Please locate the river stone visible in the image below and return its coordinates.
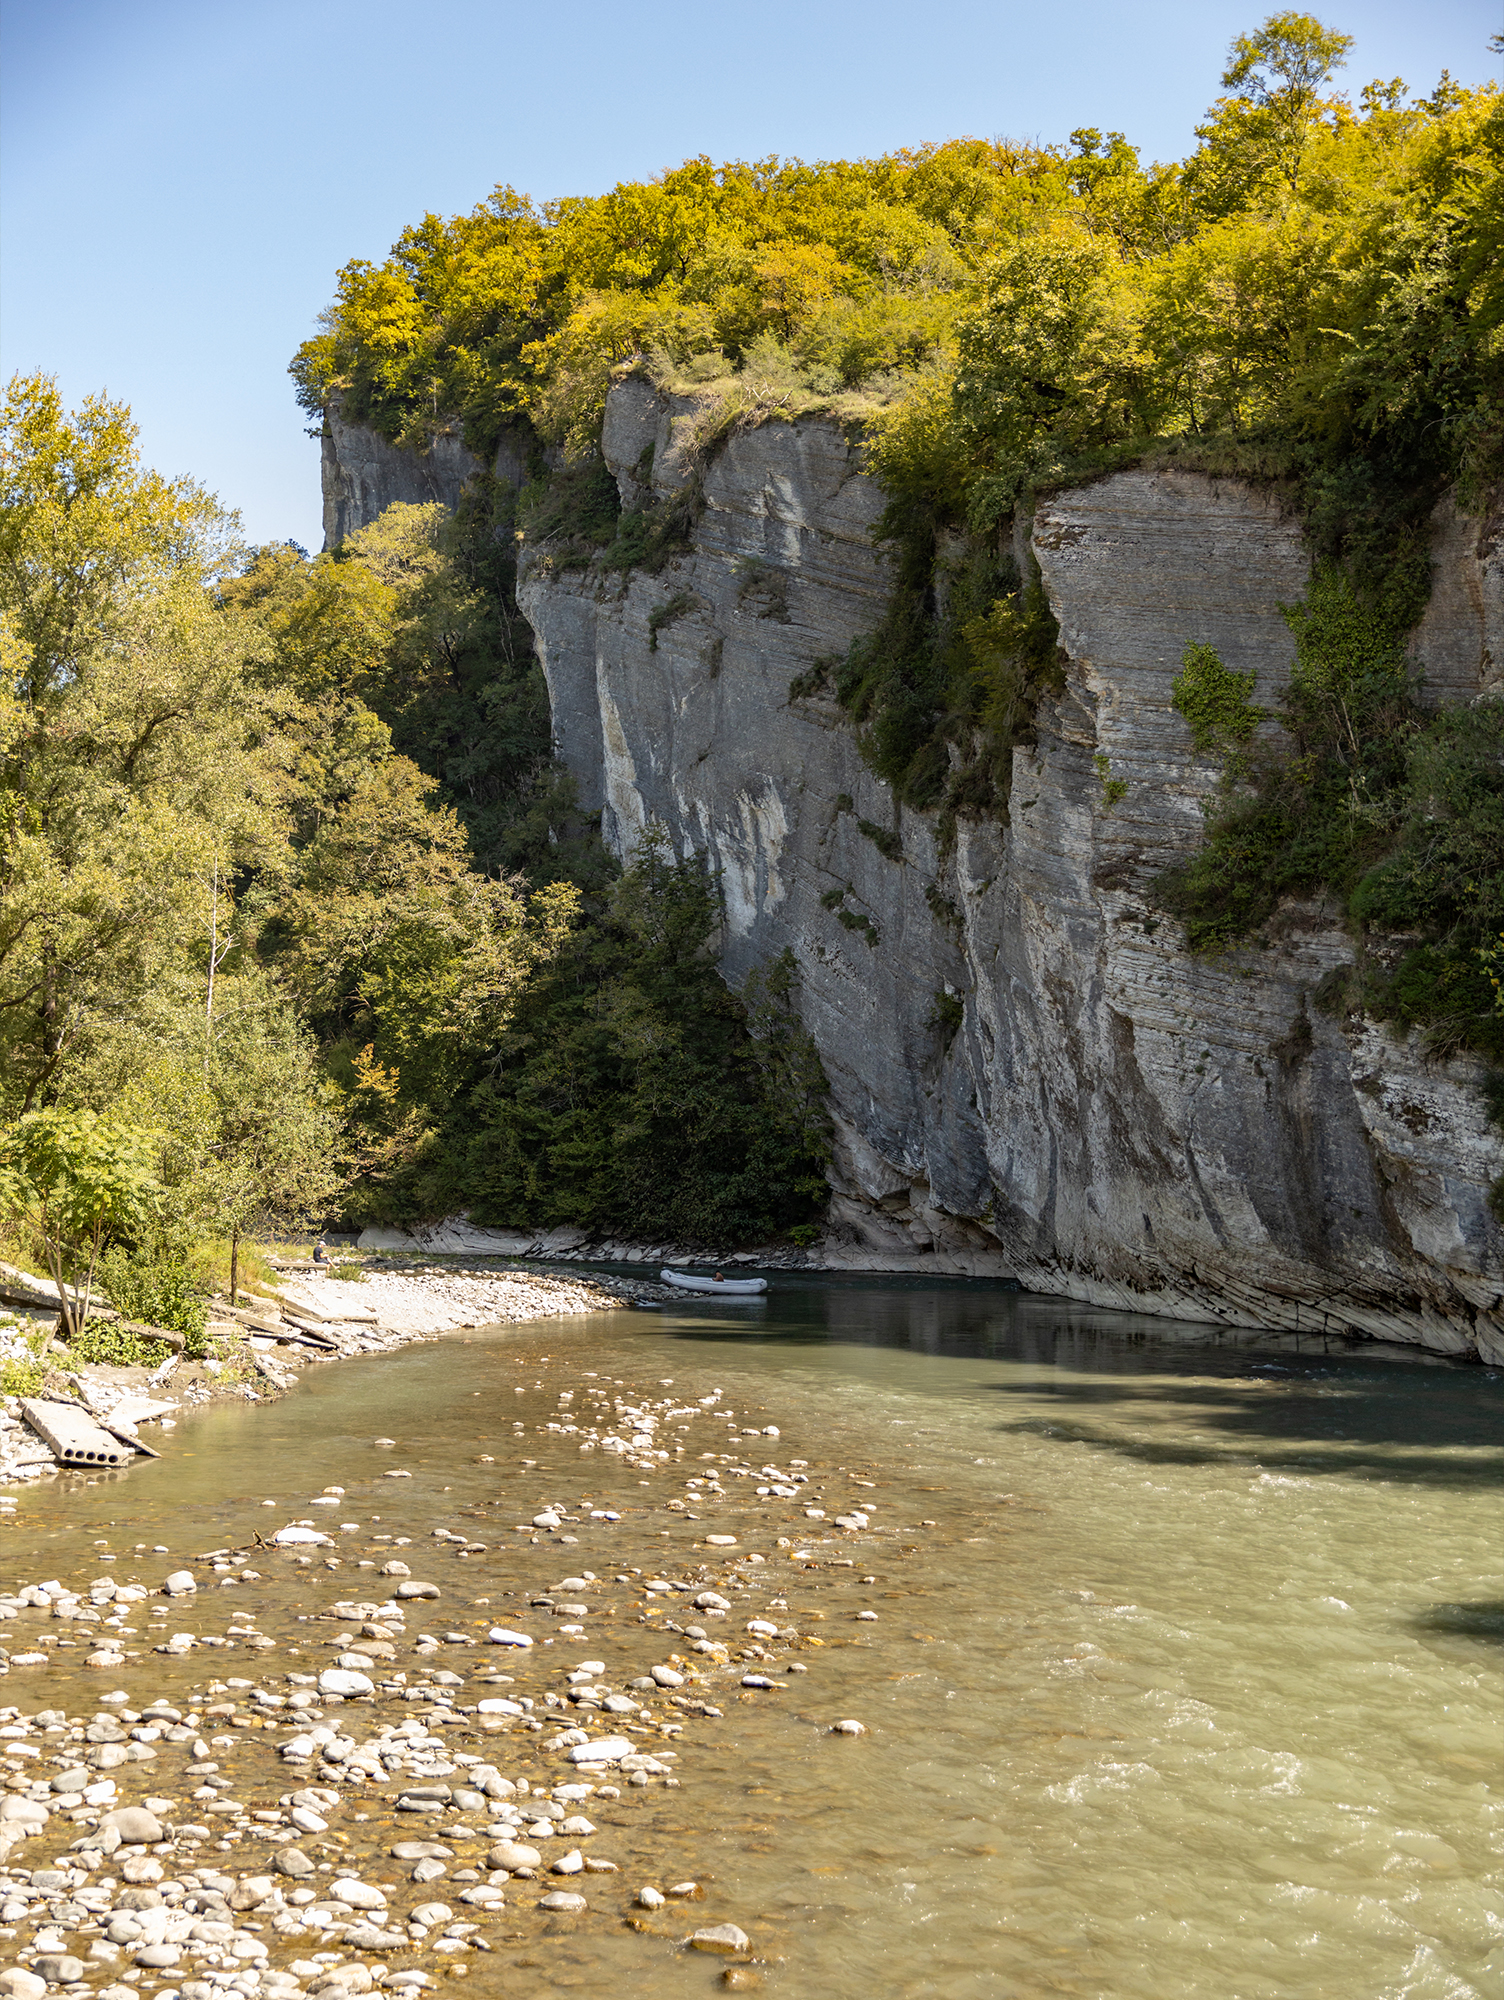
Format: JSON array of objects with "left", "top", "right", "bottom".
[
  {"left": 135, "top": 1944, "right": 182, "bottom": 1968},
  {"left": 391, "top": 1841, "right": 453, "bottom": 1861},
  {"left": 691, "top": 1925, "right": 750, "bottom": 1954},
  {"left": 477, "top": 1698, "right": 524, "bottom": 1716},
  {"left": 309, "top": 1968, "right": 372, "bottom": 1996},
  {"left": 273, "top": 1527, "right": 330, "bottom": 1547},
  {"left": 163, "top": 1570, "right": 197, "bottom": 1595},
  {"left": 566, "top": 1736, "right": 634, "bottom": 1765},
  {"left": 637, "top": 1886, "right": 665, "bottom": 1909},
  {"left": 488, "top": 1839, "right": 542, "bottom": 1871},
  {"left": 275, "top": 1846, "right": 315, "bottom": 1877},
  {"left": 395, "top": 1581, "right": 439, "bottom": 1599},
  {"left": 32, "top": 1957, "right": 84, "bottom": 1985},
  {"left": 650, "top": 1665, "right": 684, "bottom": 1687},
  {"left": 0, "top": 1800, "right": 47, "bottom": 1827},
  {"left": 831, "top": 1718, "right": 867, "bottom": 1735},
  {"left": 538, "top": 1890, "right": 586, "bottom": 1912},
  {"left": 550, "top": 1849, "right": 583, "bottom": 1875},
  {"left": 319, "top": 1668, "right": 373, "bottom": 1696},
  {"left": 694, "top": 1593, "right": 731, "bottom": 1611},
  {"left": 487, "top": 1628, "right": 532, "bottom": 1647},
  {"left": 229, "top": 1876, "right": 275, "bottom": 1909},
  {"left": 0, "top": 1971, "right": 46, "bottom": 2000},
  {"left": 103, "top": 1805, "right": 162, "bottom": 1842},
  {"left": 329, "top": 1877, "right": 386, "bottom": 1910},
  {"left": 411, "top": 1858, "right": 446, "bottom": 1884}
]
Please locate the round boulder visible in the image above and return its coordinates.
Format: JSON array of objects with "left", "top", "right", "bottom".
[
  {"left": 487, "top": 1840, "right": 541, "bottom": 1872},
  {"left": 319, "top": 1668, "right": 374, "bottom": 1697},
  {"left": 102, "top": 1805, "right": 163, "bottom": 1843},
  {"left": 32, "top": 1958, "right": 85, "bottom": 1986},
  {"left": 691, "top": 1925, "right": 751, "bottom": 1954},
  {"left": 329, "top": 1878, "right": 386, "bottom": 1911}
]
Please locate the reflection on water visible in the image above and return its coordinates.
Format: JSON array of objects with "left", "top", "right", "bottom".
[{"left": 8, "top": 1276, "right": 1503, "bottom": 1999}]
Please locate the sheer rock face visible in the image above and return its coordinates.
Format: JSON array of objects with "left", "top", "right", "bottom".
[
  {"left": 1408, "top": 492, "right": 1504, "bottom": 704},
  {"left": 333, "top": 381, "right": 1504, "bottom": 1360},
  {"left": 320, "top": 402, "right": 528, "bottom": 550}
]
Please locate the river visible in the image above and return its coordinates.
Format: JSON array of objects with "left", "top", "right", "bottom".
[{"left": 3, "top": 1276, "right": 1501, "bottom": 1999}]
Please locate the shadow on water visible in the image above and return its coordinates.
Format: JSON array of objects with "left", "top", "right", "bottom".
[
  {"left": 593, "top": 1266, "right": 1504, "bottom": 1491},
  {"left": 1411, "top": 1600, "right": 1504, "bottom": 1645}
]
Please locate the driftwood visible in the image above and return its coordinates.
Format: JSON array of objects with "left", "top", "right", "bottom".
[
  {"left": 114, "top": 1317, "right": 185, "bottom": 1353},
  {"left": 205, "top": 1296, "right": 337, "bottom": 1351}
]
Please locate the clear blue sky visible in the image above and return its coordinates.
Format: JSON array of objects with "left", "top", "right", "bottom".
[{"left": 2, "top": 0, "right": 1497, "bottom": 554}]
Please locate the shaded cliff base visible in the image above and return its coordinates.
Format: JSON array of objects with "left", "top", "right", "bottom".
[{"left": 356, "top": 1212, "right": 1504, "bottom": 1366}]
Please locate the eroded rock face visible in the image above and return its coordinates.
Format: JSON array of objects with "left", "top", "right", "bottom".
[
  {"left": 1408, "top": 492, "right": 1504, "bottom": 705},
  {"left": 512, "top": 385, "right": 1503, "bottom": 1361},
  {"left": 320, "top": 402, "right": 529, "bottom": 550}
]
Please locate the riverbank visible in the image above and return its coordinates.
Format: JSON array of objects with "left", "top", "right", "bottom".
[
  {"left": 0, "top": 1282, "right": 1497, "bottom": 1997},
  {"left": 0, "top": 1314, "right": 901, "bottom": 1998},
  {"left": 0, "top": 1267, "right": 670, "bottom": 1488}
]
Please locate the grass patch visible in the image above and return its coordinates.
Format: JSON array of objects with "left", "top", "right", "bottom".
[{"left": 648, "top": 590, "right": 697, "bottom": 652}]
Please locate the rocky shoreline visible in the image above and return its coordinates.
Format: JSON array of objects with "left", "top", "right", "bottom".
[
  {"left": 0, "top": 1317, "right": 909, "bottom": 1996},
  {"left": 0, "top": 1266, "right": 671, "bottom": 1489}
]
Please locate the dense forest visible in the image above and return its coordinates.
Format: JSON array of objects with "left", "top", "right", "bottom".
[{"left": 2, "top": 10, "right": 1501, "bottom": 1339}]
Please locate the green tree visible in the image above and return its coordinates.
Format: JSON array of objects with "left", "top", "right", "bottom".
[
  {"left": 0, "top": 376, "right": 278, "bottom": 1114},
  {"left": 194, "top": 994, "right": 347, "bottom": 1305},
  {"left": 1219, "top": 11, "right": 1354, "bottom": 190},
  {"left": 0, "top": 1109, "right": 162, "bottom": 1341},
  {"left": 415, "top": 835, "right": 830, "bottom": 1245}
]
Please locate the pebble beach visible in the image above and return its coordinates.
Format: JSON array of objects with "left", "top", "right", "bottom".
[{"left": 0, "top": 1267, "right": 906, "bottom": 1997}]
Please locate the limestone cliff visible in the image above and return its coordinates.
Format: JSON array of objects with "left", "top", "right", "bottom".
[
  {"left": 318, "top": 381, "right": 1503, "bottom": 1360},
  {"left": 508, "top": 381, "right": 1503, "bottom": 1363},
  {"left": 320, "top": 400, "right": 529, "bottom": 551}
]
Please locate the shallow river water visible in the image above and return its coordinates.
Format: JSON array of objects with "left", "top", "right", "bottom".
[{"left": 4, "top": 1277, "right": 1502, "bottom": 2000}]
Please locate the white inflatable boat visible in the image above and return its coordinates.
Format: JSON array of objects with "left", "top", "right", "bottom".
[{"left": 660, "top": 1267, "right": 768, "bottom": 1295}]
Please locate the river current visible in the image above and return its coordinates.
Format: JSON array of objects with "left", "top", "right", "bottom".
[{"left": 4, "top": 1276, "right": 1501, "bottom": 1999}]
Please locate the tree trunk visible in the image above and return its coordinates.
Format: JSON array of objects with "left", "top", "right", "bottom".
[{"left": 230, "top": 1225, "right": 240, "bottom": 1309}]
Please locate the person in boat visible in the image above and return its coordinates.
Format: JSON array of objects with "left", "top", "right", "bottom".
[{"left": 713, "top": 1271, "right": 724, "bottom": 1282}]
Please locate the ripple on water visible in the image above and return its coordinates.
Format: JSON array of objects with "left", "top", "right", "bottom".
[{"left": 0, "top": 1280, "right": 1498, "bottom": 1999}]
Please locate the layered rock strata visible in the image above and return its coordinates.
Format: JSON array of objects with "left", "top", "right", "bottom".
[
  {"left": 328, "top": 380, "right": 1504, "bottom": 1361},
  {"left": 320, "top": 401, "right": 528, "bottom": 551}
]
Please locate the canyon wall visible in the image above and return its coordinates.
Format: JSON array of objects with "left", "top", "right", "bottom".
[
  {"left": 328, "top": 383, "right": 1504, "bottom": 1361},
  {"left": 320, "top": 402, "right": 529, "bottom": 550}
]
